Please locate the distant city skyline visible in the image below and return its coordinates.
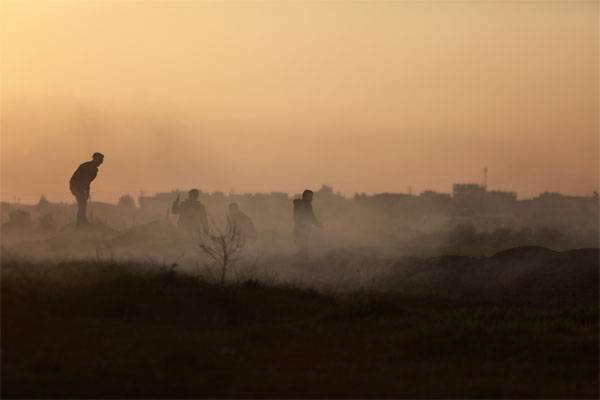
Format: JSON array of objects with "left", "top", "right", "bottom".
[{"left": 3, "top": 179, "right": 598, "bottom": 206}]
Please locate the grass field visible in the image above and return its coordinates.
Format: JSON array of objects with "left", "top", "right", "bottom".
[{"left": 2, "top": 257, "right": 598, "bottom": 398}]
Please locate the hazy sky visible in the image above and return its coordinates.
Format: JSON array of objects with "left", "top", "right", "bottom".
[{"left": 1, "top": 1, "right": 598, "bottom": 203}]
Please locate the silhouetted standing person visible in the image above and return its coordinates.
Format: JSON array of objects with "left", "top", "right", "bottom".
[
  {"left": 293, "top": 189, "right": 322, "bottom": 258},
  {"left": 70, "top": 152, "right": 104, "bottom": 226},
  {"left": 172, "top": 189, "right": 209, "bottom": 235},
  {"left": 227, "top": 203, "right": 256, "bottom": 243}
]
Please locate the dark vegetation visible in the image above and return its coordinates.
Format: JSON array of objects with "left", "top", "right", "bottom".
[
  {"left": 385, "top": 246, "right": 599, "bottom": 307},
  {"left": 2, "top": 252, "right": 598, "bottom": 398},
  {"left": 444, "top": 223, "right": 597, "bottom": 256}
]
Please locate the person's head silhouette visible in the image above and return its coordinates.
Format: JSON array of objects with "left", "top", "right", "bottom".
[
  {"left": 188, "top": 189, "right": 200, "bottom": 200},
  {"left": 302, "top": 189, "right": 314, "bottom": 202},
  {"left": 92, "top": 152, "right": 104, "bottom": 166}
]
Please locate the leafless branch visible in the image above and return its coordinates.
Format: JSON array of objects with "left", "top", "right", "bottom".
[{"left": 196, "top": 218, "right": 245, "bottom": 285}]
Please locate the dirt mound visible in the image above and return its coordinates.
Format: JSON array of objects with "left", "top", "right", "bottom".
[
  {"left": 491, "top": 245, "right": 558, "bottom": 261},
  {"left": 509, "top": 248, "right": 599, "bottom": 306},
  {"left": 7, "top": 222, "right": 121, "bottom": 259},
  {"left": 3, "top": 221, "right": 189, "bottom": 261},
  {"left": 385, "top": 247, "right": 599, "bottom": 306},
  {"left": 105, "top": 220, "right": 189, "bottom": 260},
  {"left": 110, "top": 220, "right": 180, "bottom": 247}
]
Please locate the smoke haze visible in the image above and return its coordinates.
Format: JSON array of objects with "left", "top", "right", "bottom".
[{"left": 1, "top": 1, "right": 598, "bottom": 203}]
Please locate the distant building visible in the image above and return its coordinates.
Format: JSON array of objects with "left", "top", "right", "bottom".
[
  {"left": 452, "top": 183, "right": 486, "bottom": 213},
  {"left": 452, "top": 183, "right": 486, "bottom": 199},
  {"left": 486, "top": 190, "right": 517, "bottom": 200},
  {"left": 486, "top": 190, "right": 517, "bottom": 214},
  {"left": 369, "top": 193, "right": 414, "bottom": 207},
  {"left": 420, "top": 190, "right": 452, "bottom": 201},
  {"left": 418, "top": 190, "right": 452, "bottom": 216}
]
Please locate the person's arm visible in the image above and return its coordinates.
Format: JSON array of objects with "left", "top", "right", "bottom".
[
  {"left": 88, "top": 168, "right": 98, "bottom": 184},
  {"left": 309, "top": 207, "right": 323, "bottom": 228}
]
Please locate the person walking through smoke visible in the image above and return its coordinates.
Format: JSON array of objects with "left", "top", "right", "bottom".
[
  {"left": 227, "top": 202, "right": 256, "bottom": 244},
  {"left": 69, "top": 152, "right": 104, "bottom": 226},
  {"left": 172, "top": 189, "right": 209, "bottom": 235},
  {"left": 293, "top": 189, "right": 322, "bottom": 258}
]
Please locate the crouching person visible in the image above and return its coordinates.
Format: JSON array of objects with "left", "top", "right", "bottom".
[{"left": 227, "top": 203, "right": 257, "bottom": 245}]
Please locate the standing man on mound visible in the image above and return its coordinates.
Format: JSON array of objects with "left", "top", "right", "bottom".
[
  {"left": 293, "top": 189, "right": 322, "bottom": 259},
  {"left": 70, "top": 152, "right": 104, "bottom": 227},
  {"left": 172, "top": 189, "right": 209, "bottom": 235}
]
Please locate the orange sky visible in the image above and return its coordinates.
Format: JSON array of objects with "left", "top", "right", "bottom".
[{"left": 1, "top": 1, "right": 598, "bottom": 203}]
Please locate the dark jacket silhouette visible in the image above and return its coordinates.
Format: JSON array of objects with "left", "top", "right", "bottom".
[
  {"left": 293, "top": 189, "right": 321, "bottom": 256},
  {"left": 70, "top": 152, "right": 104, "bottom": 226},
  {"left": 172, "top": 189, "right": 209, "bottom": 234}
]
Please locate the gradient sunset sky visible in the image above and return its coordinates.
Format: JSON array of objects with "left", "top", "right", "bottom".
[{"left": 1, "top": 1, "right": 598, "bottom": 203}]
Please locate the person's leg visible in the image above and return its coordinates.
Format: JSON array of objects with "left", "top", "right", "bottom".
[
  {"left": 294, "top": 231, "right": 309, "bottom": 261},
  {"left": 81, "top": 194, "right": 88, "bottom": 224},
  {"left": 76, "top": 193, "right": 88, "bottom": 226}
]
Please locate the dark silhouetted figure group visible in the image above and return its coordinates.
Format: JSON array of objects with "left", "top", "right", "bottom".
[
  {"left": 70, "top": 152, "right": 104, "bottom": 226},
  {"left": 69, "top": 153, "right": 321, "bottom": 256}
]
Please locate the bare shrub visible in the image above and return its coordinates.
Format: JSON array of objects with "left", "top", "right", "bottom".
[{"left": 196, "top": 220, "right": 244, "bottom": 285}]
